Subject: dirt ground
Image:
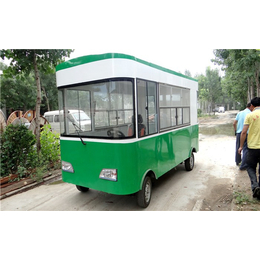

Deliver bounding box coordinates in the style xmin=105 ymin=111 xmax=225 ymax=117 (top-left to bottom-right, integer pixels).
xmin=199 ymin=111 xmax=260 ymax=211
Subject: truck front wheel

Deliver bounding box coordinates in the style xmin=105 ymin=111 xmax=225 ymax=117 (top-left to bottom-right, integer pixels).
xmin=76 ymin=185 xmax=89 ymax=192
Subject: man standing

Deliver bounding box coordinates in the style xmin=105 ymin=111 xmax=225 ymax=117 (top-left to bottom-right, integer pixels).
xmin=233 ymin=103 xmax=252 ymax=170
xmin=239 ymin=97 xmax=260 ymax=199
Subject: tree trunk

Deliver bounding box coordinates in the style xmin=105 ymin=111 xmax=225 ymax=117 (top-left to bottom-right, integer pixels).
xmin=248 ymin=77 xmax=255 ymax=101
xmin=255 ymin=62 xmax=260 ymax=97
xmin=212 ymin=101 xmax=215 ymax=115
xmin=42 ymin=85 xmax=50 ymax=111
xmin=33 ymin=51 xmax=41 ymax=154
xmin=247 ymin=77 xmax=250 ymax=102
xmin=250 ymin=79 xmax=255 ymax=99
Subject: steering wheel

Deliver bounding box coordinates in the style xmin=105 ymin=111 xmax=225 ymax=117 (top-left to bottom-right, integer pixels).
xmin=107 ymin=129 xmax=125 ymax=137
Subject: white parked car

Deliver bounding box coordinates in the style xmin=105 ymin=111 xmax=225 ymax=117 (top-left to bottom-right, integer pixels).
xmin=218 ymin=107 xmax=225 ymax=113
xmin=44 ymin=110 xmax=91 ymax=133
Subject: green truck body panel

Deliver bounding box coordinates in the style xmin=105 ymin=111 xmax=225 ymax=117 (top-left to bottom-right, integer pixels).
xmin=61 ymin=124 xmax=199 ymax=195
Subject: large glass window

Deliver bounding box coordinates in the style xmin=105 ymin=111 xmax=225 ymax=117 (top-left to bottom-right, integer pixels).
xmin=159 ymin=83 xmax=190 ymax=131
xmin=58 ymin=79 xmax=134 ymax=139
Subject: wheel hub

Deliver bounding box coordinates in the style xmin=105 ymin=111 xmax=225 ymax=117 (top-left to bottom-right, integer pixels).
xmin=145 ymin=182 xmax=151 ymax=202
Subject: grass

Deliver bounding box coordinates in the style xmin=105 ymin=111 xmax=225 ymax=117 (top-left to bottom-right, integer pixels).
xmin=233 ymin=191 xmax=254 ymax=204
xmin=233 ymin=191 xmax=260 ymax=211
xmin=199 ymin=123 xmax=234 ymax=136
xmin=49 ymin=179 xmax=64 ymax=185
xmin=198 ymin=114 xmax=218 ymax=119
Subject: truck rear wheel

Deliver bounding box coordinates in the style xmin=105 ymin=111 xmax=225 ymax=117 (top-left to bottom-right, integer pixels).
xmin=136 ymin=176 xmax=152 ymax=208
xmin=185 ymin=152 xmax=194 ymax=171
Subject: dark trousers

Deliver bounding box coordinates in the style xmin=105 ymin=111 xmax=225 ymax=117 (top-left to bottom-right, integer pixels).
xmin=235 ymin=133 xmax=248 ymax=169
xmin=246 ymin=148 xmax=260 ymax=191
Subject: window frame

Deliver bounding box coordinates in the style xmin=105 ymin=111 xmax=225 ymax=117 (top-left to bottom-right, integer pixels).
xmin=58 ymin=77 xmax=135 ymax=139
xmin=137 ymin=78 xmax=159 ymax=138
xmin=159 ymin=83 xmax=190 ymax=132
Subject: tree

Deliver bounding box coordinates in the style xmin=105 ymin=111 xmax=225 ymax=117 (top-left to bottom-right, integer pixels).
xmin=0 ymin=72 xmax=37 ymax=112
xmin=197 ymin=67 xmax=222 ymax=114
xmin=40 ymin=72 xmax=59 ymax=112
xmin=212 ymin=49 xmax=260 ymax=102
xmin=221 ymin=69 xmax=248 ymax=110
xmin=0 ymin=49 xmax=73 ymax=154
xmin=184 ymin=69 xmax=192 ymax=77
xmin=0 ymin=61 xmax=7 ymax=71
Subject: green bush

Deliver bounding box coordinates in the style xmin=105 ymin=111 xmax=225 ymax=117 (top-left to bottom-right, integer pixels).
xmin=197 ymin=109 xmax=202 ymax=117
xmin=0 ymin=124 xmax=37 ymax=177
xmin=0 ymin=124 xmax=61 ymax=180
xmin=40 ymin=124 xmax=60 ymax=164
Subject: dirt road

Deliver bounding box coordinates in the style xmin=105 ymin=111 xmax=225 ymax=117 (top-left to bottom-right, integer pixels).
xmin=1 ymin=111 xmax=253 ymax=211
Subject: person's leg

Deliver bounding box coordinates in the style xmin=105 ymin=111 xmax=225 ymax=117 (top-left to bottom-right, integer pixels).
xmin=246 ymin=149 xmax=259 ymax=194
xmin=257 ymin=150 xmax=260 ymax=188
xmin=240 ymin=136 xmax=248 ymax=170
xmin=235 ymin=133 xmax=241 ymax=166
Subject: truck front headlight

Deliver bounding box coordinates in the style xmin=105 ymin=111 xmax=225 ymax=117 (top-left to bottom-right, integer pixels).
xmin=62 ymin=161 xmax=74 ymax=173
xmin=99 ymin=169 xmax=117 ymax=182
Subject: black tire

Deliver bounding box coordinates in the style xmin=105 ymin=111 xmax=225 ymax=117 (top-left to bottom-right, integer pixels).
xmin=76 ymin=185 xmax=89 ymax=192
xmin=136 ymin=176 xmax=152 ymax=208
xmin=185 ymin=152 xmax=194 ymax=171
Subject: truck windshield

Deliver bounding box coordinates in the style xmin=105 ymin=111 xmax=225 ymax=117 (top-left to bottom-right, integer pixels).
xmin=58 ymin=79 xmax=135 ymax=139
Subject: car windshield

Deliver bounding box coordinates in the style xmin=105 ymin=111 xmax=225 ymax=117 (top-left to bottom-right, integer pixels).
xmin=58 ymin=79 xmax=135 ymax=139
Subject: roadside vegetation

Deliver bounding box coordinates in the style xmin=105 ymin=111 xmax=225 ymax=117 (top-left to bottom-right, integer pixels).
xmin=0 ymin=124 xmax=60 ymax=182
xmin=233 ymin=191 xmax=260 ymax=211
xmin=0 ymin=49 xmax=72 ymax=184
xmin=196 ymin=49 xmax=260 ymax=114
xmin=0 ymin=49 xmax=73 ymax=154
